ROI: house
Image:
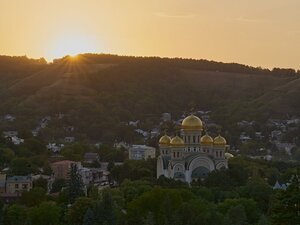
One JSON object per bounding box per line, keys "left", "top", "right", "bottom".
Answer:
{"left": 135, "top": 129, "right": 148, "bottom": 138}
{"left": 84, "top": 152, "right": 100, "bottom": 164}
{"left": 161, "top": 113, "right": 171, "bottom": 122}
{"left": 0, "top": 174, "right": 6, "bottom": 193}
{"left": 3, "top": 131, "right": 18, "bottom": 138}
{"left": 240, "top": 133, "right": 252, "bottom": 142}
{"left": 51, "top": 160, "right": 82, "bottom": 179}
{"left": 78, "top": 168, "right": 109, "bottom": 186}
{"left": 3, "top": 114, "right": 15, "bottom": 122}
{"left": 129, "top": 145, "right": 156, "bottom": 160}
{"left": 273, "top": 181, "right": 288, "bottom": 190}
{"left": 10, "top": 136, "right": 24, "bottom": 145}
{"left": 274, "top": 142, "right": 296, "bottom": 155}
{"left": 6, "top": 176, "right": 32, "bottom": 194}
{"left": 128, "top": 120, "right": 139, "bottom": 127}
{"left": 64, "top": 136, "right": 75, "bottom": 143}
{"left": 114, "top": 141, "right": 130, "bottom": 150}
{"left": 47, "top": 143, "right": 64, "bottom": 153}
{"left": 271, "top": 130, "right": 283, "bottom": 140}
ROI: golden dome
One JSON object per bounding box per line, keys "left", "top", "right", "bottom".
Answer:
{"left": 225, "top": 152, "right": 234, "bottom": 159}
{"left": 170, "top": 136, "right": 185, "bottom": 147}
{"left": 201, "top": 134, "right": 213, "bottom": 145}
{"left": 159, "top": 135, "right": 171, "bottom": 145}
{"left": 214, "top": 135, "right": 227, "bottom": 146}
{"left": 181, "top": 114, "right": 203, "bottom": 130}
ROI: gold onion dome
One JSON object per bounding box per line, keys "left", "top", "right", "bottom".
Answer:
{"left": 214, "top": 135, "right": 227, "bottom": 146}
{"left": 182, "top": 114, "right": 203, "bottom": 130}
{"left": 225, "top": 152, "right": 234, "bottom": 159}
{"left": 201, "top": 134, "right": 213, "bottom": 145}
{"left": 170, "top": 136, "right": 185, "bottom": 147}
{"left": 159, "top": 135, "right": 171, "bottom": 145}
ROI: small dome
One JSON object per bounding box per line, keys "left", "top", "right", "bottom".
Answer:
{"left": 159, "top": 135, "right": 171, "bottom": 145}
{"left": 225, "top": 152, "right": 234, "bottom": 159}
{"left": 182, "top": 114, "right": 203, "bottom": 131}
{"left": 201, "top": 134, "right": 213, "bottom": 145}
{"left": 214, "top": 135, "right": 227, "bottom": 146}
{"left": 170, "top": 136, "right": 184, "bottom": 147}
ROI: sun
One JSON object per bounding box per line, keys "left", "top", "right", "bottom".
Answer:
{"left": 47, "top": 34, "right": 97, "bottom": 61}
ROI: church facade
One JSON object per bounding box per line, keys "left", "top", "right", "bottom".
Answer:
{"left": 157, "top": 114, "right": 229, "bottom": 183}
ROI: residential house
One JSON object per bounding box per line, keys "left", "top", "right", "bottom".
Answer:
{"left": 6, "top": 176, "right": 32, "bottom": 194}
{"left": 84, "top": 152, "right": 100, "bottom": 164}
{"left": 129, "top": 145, "right": 156, "bottom": 160}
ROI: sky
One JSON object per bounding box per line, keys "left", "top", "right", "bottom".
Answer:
{"left": 0, "top": 0, "right": 300, "bottom": 69}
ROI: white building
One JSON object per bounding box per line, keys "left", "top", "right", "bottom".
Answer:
{"left": 129, "top": 145, "right": 156, "bottom": 160}
{"left": 157, "top": 114, "right": 228, "bottom": 184}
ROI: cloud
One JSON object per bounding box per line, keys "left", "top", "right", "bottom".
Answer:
{"left": 234, "top": 17, "right": 265, "bottom": 23}
{"left": 154, "top": 12, "right": 197, "bottom": 19}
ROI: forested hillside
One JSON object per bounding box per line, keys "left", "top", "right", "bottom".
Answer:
{"left": 0, "top": 54, "right": 299, "bottom": 142}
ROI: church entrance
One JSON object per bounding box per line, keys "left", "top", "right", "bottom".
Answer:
{"left": 191, "top": 166, "right": 210, "bottom": 180}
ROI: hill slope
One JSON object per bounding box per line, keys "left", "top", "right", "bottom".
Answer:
{"left": 0, "top": 54, "right": 299, "bottom": 141}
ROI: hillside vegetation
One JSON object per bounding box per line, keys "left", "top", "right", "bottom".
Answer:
{"left": 0, "top": 54, "right": 299, "bottom": 142}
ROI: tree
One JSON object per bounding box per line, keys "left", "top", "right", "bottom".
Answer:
{"left": 27, "top": 201, "right": 61, "bottom": 225}
{"left": 67, "top": 197, "right": 93, "bottom": 225}
{"left": 224, "top": 204, "right": 248, "bottom": 225}
{"left": 67, "top": 163, "right": 85, "bottom": 203}
{"left": 51, "top": 178, "right": 66, "bottom": 193}
{"left": 20, "top": 187, "right": 46, "bottom": 207}
{"left": 33, "top": 177, "right": 48, "bottom": 191}
{"left": 271, "top": 173, "right": 300, "bottom": 225}
{"left": 83, "top": 208, "right": 96, "bottom": 225}
{"left": 3, "top": 204, "right": 27, "bottom": 225}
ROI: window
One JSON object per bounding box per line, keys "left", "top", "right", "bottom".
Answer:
{"left": 177, "top": 152, "right": 180, "bottom": 157}
{"left": 216, "top": 151, "right": 219, "bottom": 157}
{"left": 193, "top": 136, "right": 196, "bottom": 143}
{"left": 188, "top": 136, "right": 191, "bottom": 143}
{"left": 173, "top": 152, "right": 176, "bottom": 158}
{"left": 15, "top": 184, "right": 19, "bottom": 189}
{"left": 22, "top": 184, "right": 28, "bottom": 189}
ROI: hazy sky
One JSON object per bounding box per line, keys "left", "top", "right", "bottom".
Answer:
{"left": 0, "top": 0, "right": 300, "bottom": 69}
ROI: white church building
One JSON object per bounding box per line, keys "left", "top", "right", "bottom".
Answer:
{"left": 157, "top": 114, "right": 229, "bottom": 183}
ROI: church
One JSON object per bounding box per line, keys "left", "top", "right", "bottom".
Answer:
{"left": 157, "top": 114, "right": 229, "bottom": 183}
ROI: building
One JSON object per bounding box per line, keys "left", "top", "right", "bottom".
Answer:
{"left": 51, "top": 160, "right": 82, "bottom": 179}
{"left": 129, "top": 145, "right": 156, "bottom": 160}
{"left": 6, "top": 176, "right": 32, "bottom": 194}
{"left": 84, "top": 152, "right": 100, "bottom": 164}
{"left": 157, "top": 114, "right": 228, "bottom": 184}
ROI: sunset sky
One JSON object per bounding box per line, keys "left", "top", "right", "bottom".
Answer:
{"left": 0, "top": 0, "right": 299, "bottom": 69}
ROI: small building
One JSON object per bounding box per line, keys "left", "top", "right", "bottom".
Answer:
{"left": 3, "top": 114, "right": 15, "bottom": 122}
{"left": 114, "top": 141, "right": 130, "bottom": 150}
{"left": 161, "top": 113, "right": 171, "bottom": 122}
{"left": 51, "top": 160, "right": 82, "bottom": 179}
{"left": 84, "top": 153, "right": 100, "bottom": 164}
{"left": 47, "top": 143, "right": 64, "bottom": 153}
{"left": 6, "top": 176, "right": 32, "bottom": 194}
{"left": 64, "top": 137, "right": 75, "bottom": 143}
{"left": 129, "top": 145, "right": 156, "bottom": 160}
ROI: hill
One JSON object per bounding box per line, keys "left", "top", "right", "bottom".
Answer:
{"left": 0, "top": 54, "right": 299, "bottom": 142}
